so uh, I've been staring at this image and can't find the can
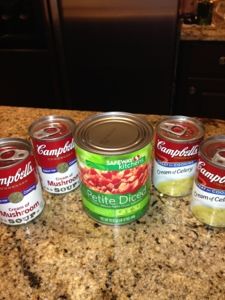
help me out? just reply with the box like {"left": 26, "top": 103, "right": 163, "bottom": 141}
{"left": 29, "top": 115, "right": 80, "bottom": 194}
{"left": 75, "top": 112, "right": 153, "bottom": 225}
{"left": 153, "top": 116, "right": 204, "bottom": 197}
{"left": 191, "top": 135, "right": 225, "bottom": 227}
{"left": 0, "top": 138, "right": 44, "bottom": 225}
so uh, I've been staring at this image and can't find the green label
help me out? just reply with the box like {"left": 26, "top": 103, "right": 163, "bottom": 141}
{"left": 76, "top": 144, "right": 152, "bottom": 171}
{"left": 80, "top": 183, "right": 150, "bottom": 225}
{"left": 82, "top": 188, "right": 150, "bottom": 225}
{"left": 86, "top": 156, "right": 146, "bottom": 171}
{"left": 81, "top": 183, "right": 149, "bottom": 208}
{"left": 76, "top": 144, "right": 152, "bottom": 225}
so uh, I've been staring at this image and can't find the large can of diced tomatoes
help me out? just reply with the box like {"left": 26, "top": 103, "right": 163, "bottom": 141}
{"left": 0, "top": 138, "right": 44, "bottom": 225}
{"left": 153, "top": 116, "right": 204, "bottom": 197}
{"left": 29, "top": 115, "right": 80, "bottom": 194}
{"left": 75, "top": 112, "right": 153, "bottom": 225}
{"left": 191, "top": 135, "right": 225, "bottom": 227}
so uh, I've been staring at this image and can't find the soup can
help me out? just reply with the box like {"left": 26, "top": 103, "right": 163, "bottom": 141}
{"left": 0, "top": 138, "right": 44, "bottom": 225}
{"left": 75, "top": 112, "right": 153, "bottom": 225}
{"left": 29, "top": 116, "right": 80, "bottom": 194}
{"left": 191, "top": 135, "right": 225, "bottom": 227}
{"left": 153, "top": 116, "right": 204, "bottom": 197}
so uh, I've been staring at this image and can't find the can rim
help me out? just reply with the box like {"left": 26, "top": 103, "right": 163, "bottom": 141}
{"left": 0, "top": 138, "right": 31, "bottom": 170}
{"left": 28, "top": 115, "right": 76, "bottom": 141}
{"left": 200, "top": 135, "right": 225, "bottom": 169}
{"left": 155, "top": 115, "right": 205, "bottom": 142}
{"left": 75, "top": 111, "right": 153, "bottom": 155}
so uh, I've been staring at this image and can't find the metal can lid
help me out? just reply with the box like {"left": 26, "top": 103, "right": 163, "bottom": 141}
{"left": 156, "top": 115, "right": 204, "bottom": 143}
{"left": 0, "top": 138, "right": 30, "bottom": 169}
{"left": 75, "top": 112, "right": 153, "bottom": 155}
{"left": 29, "top": 115, "right": 76, "bottom": 141}
{"left": 200, "top": 135, "right": 225, "bottom": 169}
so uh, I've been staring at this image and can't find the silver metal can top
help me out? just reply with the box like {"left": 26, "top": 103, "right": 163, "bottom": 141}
{"left": 200, "top": 135, "right": 225, "bottom": 169}
{"left": 75, "top": 112, "right": 153, "bottom": 155}
{"left": 29, "top": 115, "right": 76, "bottom": 141}
{"left": 156, "top": 115, "right": 204, "bottom": 143}
{"left": 0, "top": 138, "right": 30, "bottom": 169}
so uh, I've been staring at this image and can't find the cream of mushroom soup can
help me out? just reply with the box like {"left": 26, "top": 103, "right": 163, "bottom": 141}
{"left": 191, "top": 135, "right": 225, "bottom": 227}
{"left": 75, "top": 112, "right": 153, "bottom": 225}
{"left": 153, "top": 116, "right": 204, "bottom": 197}
{"left": 29, "top": 116, "right": 80, "bottom": 194}
{"left": 0, "top": 138, "right": 44, "bottom": 225}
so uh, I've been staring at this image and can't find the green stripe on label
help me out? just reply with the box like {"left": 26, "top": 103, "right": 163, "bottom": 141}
{"left": 81, "top": 183, "right": 150, "bottom": 209}
{"left": 76, "top": 144, "right": 152, "bottom": 171}
{"left": 85, "top": 204, "right": 149, "bottom": 225}
{"left": 86, "top": 156, "right": 146, "bottom": 171}
{"left": 82, "top": 194, "right": 149, "bottom": 219}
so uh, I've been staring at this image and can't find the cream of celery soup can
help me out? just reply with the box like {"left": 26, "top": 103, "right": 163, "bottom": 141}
{"left": 191, "top": 135, "right": 225, "bottom": 227}
{"left": 75, "top": 112, "right": 153, "bottom": 225}
{"left": 29, "top": 116, "right": 80, "bottom": 194}
{"left": 153, "top": 116, "right": 204, "bottom": 197}
{"left": 0, "top": 138, "right": 44, "bottom": 225}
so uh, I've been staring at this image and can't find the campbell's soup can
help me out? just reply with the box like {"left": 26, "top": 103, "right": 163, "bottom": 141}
{"left": 0, "top": 138, "right": 44, "bottom": 225}
{"left": 153, "top": 116, "right": 204, "bottom": 197}
{"left": 75, "top": 112, "right": 153, "bottom": 225}
{"left": 29, "top": 116, "right": 80, "bottom": 194}
{"left": 191, "top": 135, "right": 225, "bottom": 227}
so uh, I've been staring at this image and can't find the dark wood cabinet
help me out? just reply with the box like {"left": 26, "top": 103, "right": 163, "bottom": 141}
{"left": 175, "top": 40, "right": 225, "bottom": 119}
{"left": 0, "top": 0, "right": 62, "bottom": 108}
{"left": 0, "top": 49, "right": 62, "bottom": 108}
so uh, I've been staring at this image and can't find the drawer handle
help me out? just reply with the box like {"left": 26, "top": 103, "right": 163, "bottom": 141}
{"left": 188, "top": 85, "right": 197, "bottom": 95}
{"left": 219, "top": 56, "right": 225, "bottom": 65}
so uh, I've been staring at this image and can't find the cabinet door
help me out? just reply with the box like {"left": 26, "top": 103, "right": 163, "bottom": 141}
{"left": 186, "top": 42, "right": 225, "bottom": 78}
{"left": 175, "top": 41, "right": 225, "bottom": 119}
{"left": 176, "top": 77, "right": 225, "bottom": 119}
{"left": 0, "top": 50, "right": 62, "bottom": 108}
{"left": 56, "top": 0, "right": 179, "bottom": 114}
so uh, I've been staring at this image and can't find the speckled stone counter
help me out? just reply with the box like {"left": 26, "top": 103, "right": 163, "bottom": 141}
{"left": 0, "top": 106, "right": 225, "bottom": 300}
{"left": 181, "top": 23, "right": 225, "bottom": 41}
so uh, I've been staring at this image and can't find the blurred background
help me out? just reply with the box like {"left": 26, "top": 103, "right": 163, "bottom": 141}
{"left": 0, "top": 0, "right": 224, "bottom": 118}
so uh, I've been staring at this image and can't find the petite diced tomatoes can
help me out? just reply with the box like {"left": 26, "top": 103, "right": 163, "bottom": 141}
{"left": 153, "top": 116, "right": 205, "bottom": 197}
{"left": 75, "top": 112, "right": 153, "bottom": 225}
{"left": 191, "top": 135, "right": 225, "bottom": 227}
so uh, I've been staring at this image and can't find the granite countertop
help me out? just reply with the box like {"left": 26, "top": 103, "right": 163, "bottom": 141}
{"left": 0, "top": 106, "right": 225, "bottom": 300}
{"left": 181, "top": 23, "right": 225, "bottom": 41}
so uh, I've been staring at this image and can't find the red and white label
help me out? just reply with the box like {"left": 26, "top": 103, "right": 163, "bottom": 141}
{"left": 196, "top": 157, "right": 225, "bottom": 190}
{"left": 0, "top": 154, "right": 44, "bottom": 225}
{"left": 32, "top": 137, "right": 75, "bottom": 168}
{"left": 155, "top": 135, "right": 200, "bottom": 163}
{"left": 0, "top": 156, "right": 35, "bottom": 192}
{"left": 31, "top": 136, "right": 80, "bottom": 194}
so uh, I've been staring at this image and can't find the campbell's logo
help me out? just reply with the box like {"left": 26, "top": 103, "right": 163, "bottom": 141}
{"left": 0, "top": 161, "right": 33, "bottom": 187}
{"left": 198, "top": 161, "right": 225, "bottom": 184}
{"left": 157, "top": 140, "right": 199, "bottom": 158}
{"left": 37, "top": 140, "right": 74, "bottom": 157}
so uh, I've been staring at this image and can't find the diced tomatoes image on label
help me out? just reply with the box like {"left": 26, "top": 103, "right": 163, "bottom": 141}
{"left": 79, "top": 164, "right": 149, "bottom": 194}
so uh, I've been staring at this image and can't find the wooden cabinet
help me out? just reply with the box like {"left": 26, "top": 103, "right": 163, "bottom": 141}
{"left": 0, "top": 0, "right": 62, "bottom": 108}
{"left": 0, "top": 49, "right": 62, "bottom": 108}
{"left": 174, "top": 40, "right": 225, "bottom": 119}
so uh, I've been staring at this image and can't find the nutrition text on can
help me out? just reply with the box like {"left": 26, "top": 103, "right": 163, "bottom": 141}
{"left": 75, "top": 112, "right": 153, "bottom": 225}
{"left": 29, "top": 115, "right": 80, "bottom": 194}
{"left": 191, "top": 135, "right": 225, "bottom": 227}
{"left": 0, "top": 138, "right": 44, "bottom": 225}
{"left": 153, "top": 116, "right": 204, "bottom": 197}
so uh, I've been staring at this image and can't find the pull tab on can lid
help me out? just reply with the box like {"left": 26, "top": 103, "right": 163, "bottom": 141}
{"left": 156, "top": 116, "right": 204, "bottom": 142}
{"left": 33, "top": 126, "right": 61, "bottom": 139}
{"left": 0, "top": 149, "right": 28, "bottom": 162}
{"left": 212, "top": 148, "right": 225, "bottom": 167}
{"left": 160, "top": 122, "right": 187, "bottom": 137}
